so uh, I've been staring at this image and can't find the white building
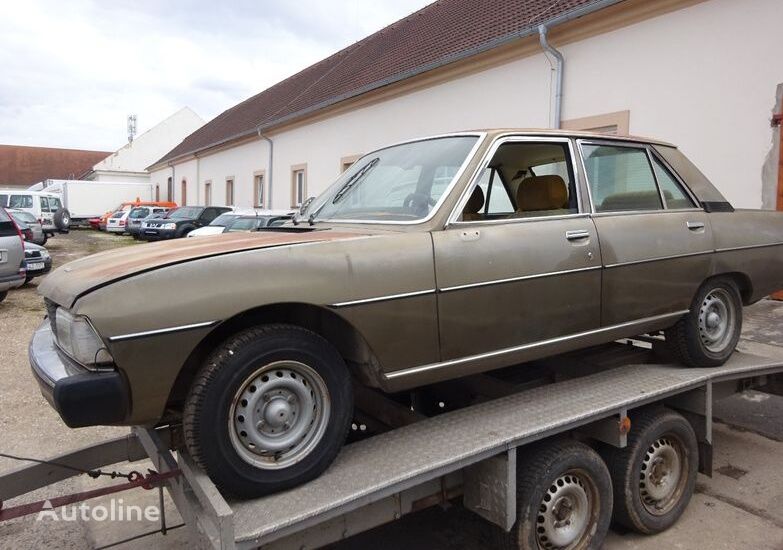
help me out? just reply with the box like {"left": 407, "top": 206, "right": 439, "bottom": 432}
{"left": 86, "top": 107, "right": 204, "bottom": 185}
{"left": 148, "top": 0, "right": 783, "bottom": 211}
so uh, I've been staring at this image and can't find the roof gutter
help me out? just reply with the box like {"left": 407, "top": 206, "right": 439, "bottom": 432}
{"left": 538, "top": 24, "right": 564, "bottom": 129}
{"left": 257, "top": 130, "right": 274, "bottom": 207}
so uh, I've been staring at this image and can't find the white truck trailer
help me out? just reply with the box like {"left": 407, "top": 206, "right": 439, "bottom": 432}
{"left": 32, "top": 180, "right": 154, "bottom": 223}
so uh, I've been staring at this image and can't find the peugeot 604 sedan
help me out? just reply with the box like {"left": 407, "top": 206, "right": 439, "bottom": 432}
{"left": 29, "top": 129, "right": 783, "bottom": 497}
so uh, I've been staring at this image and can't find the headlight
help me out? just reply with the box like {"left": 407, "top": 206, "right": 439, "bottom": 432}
{"left": 54, "top": 308, "right": 113, "bottom": 367}
{"left": 163, "top": 223, "right": 176, "bottom": 229}
{"left": 40, "top": 250, "right": 50, "bottom": 260}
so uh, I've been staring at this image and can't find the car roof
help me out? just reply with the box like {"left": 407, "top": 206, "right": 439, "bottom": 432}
{"left": 395, "top": 129, "right": 675, "bottom": 148}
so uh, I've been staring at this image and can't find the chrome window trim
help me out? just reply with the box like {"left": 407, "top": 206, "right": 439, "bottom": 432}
{"left": 383, "top": 310, "right": 690, "bottom": 381}
{"left": 314, "top": 132, "right": 487, "bottom": 226}
{"left": 647, "top": 147, "right": 701, "bottom": 209}
{"left": 108, "top": 320, "right": 220, "bottom": 342}
{"left": 330, "top": 289, "right": 436, "bottom": 308}
{"left": 445, "top": 136, "right": 583, "bottom": 228}
{"left": 439, "top": 265, "right": 601, "bottom": 293}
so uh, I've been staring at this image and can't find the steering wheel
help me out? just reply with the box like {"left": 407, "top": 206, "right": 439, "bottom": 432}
{"left": 403, "top": 193, "right": 436, "bottom": 216}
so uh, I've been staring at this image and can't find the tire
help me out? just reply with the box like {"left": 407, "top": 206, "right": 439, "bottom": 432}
{"left": 495, "top": 439, "right": 612, "bottom": 550}
{"left": 0, "top": 291, "right": 6, "bottom": 303}
{"left": 183, "top": 324, "right": 353, "bottom": 498}
{"left": 665, "top": 277, "right": 742, "bottom": 367}
{"left": 53, "top": 208, "right": 71, "bottom": 233}
{"left": 601, "top": 408, "right": 698, "bottom": 535}
{"left": 177, "top": 226, "right": 193, "bottom": 238}
{"left": 24, "top": 277, "right": 32, "bottom": 285}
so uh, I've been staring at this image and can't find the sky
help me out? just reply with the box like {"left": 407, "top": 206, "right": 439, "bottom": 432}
{"left": 0, "top": 0, "right": 432, "bottom": 152}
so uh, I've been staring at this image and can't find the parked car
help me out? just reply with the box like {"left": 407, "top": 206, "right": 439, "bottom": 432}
{"left": 0, "top": 207, "right": 26, "bottom": 303}
{"left": 91, "top": 200, "right": 177, "bottom": 231}
{"left": 8, "top": 209, "right": 47, "bottom": 245}
{"left": 23, "top": 242, "right": 52, "bottom": 283}
{"left": 127, "top": 207, "right": 171, "bottom": 239}
{"left": 0, "top": 189, "right": 69, "bottom": 235}
{"left": 29, "top": 130, "right": 783, "bottom": 498}
{"left": 139, "top": 206, "right": 231, "bottom": 240}
{"left": 226, "top": 214, "right": 292, "bottom": 232}
{"left": 187, "top": 209, "right": 293, "bottom": 237}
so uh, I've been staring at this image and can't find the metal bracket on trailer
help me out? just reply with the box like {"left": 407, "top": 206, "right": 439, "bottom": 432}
{"left": 463, "top": 448, "right": 516, "bottom": 531}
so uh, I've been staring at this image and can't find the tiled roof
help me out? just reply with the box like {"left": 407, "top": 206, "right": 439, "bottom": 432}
{"left": 0, "top": 145, "right": 111, "bottom": 187}
{"left": 155, "top": 0, "right": 616, "bottom": 166}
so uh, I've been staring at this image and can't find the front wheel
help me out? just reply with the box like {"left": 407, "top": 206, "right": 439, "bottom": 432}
{"left": 664, "top": 277, "right": 742, "bottom": 367}
{"left": 183, "top": 324, "right": 353, "bottom": 498}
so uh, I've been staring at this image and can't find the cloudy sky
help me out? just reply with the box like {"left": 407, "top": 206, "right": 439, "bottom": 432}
{"left": 0, "top": 0, "right": 431, "bottom": 152}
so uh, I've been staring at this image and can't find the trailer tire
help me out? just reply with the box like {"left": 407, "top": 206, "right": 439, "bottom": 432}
{"left": 495, "top": 439, "right": 612, "bottom": 550}
{"left": 183, "top": 324, "right": 353, "bottom": 498}
{"left": 53, "top": 208, "right": 70, "bottom": 233}
{"left": 665, "top": 277, "right": 742, "bottom": 367}
{"left": 601, "top": 408, "right": 698, "bottom": 535}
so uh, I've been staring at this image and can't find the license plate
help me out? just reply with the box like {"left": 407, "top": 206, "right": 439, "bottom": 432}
{"left": 144, "top": 230, "right": 157, "bottom": 235}
{"left": 28, "top": 262, "right": 45, "bottom": 270}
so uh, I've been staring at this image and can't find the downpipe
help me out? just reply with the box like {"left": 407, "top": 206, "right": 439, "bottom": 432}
{"left": 538, "top": 24, "right": 564, "bottom": 129}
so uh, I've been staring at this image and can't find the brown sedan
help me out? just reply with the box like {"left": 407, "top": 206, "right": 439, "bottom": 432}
{"left": 29, "top": 129, "right": 783, "bottom": 497}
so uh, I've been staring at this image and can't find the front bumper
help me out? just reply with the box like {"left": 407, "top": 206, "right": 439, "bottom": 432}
{"left": 24, "top": 257, "right": 52, "bottom": 279}
{"left": 140, "top": 227, "right": 177, "bottom": 240}
{"left": 29, "top": 322, "right": 129, "bottom": 428}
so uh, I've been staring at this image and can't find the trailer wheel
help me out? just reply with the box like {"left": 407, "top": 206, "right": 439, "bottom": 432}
{"left": 602, "top": 408, "right": 697, "bottom": 535}
{"left": 496, "top": 439, "right": 612, "bottom": 550}
{"left": 665, "top": 277, "right": 742, "bottom": 367}
{"left": 183, "top": 324, "right": 353, "bottom": 498}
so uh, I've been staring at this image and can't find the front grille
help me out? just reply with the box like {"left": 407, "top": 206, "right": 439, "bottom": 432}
{"left": 26, "top": 251, "right": 42, "bottom": 259}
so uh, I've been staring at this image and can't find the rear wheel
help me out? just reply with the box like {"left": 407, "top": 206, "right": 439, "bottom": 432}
{"left": 665, "top": 277, "right": 742, "bottom": 367}
{"left": 601, "top": 408, "right": 698, "bottom": 534}
{"left": 183, "top": 324, "right": 353, "bottom": 498}
{"left": 53, "top": 208, "right": 71, "bottom": 233}
{"left": 495, "top": 439, "right": 612, "bottom": 550}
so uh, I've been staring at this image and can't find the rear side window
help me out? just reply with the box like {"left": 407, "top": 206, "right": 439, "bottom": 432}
{"left": 651, "top": 157, "right": 696, "bottom": 209}
{"left": 9, "top": 195, "right": 33, "bottom": 209}
{"left": 0, "top": 208, "right": 16, "bottom": 237}
{"left": 49, "top": 197, "right": 63, "bottom": 211}
{"left": 581, "top": 145, "right": 662, "bottom": 212}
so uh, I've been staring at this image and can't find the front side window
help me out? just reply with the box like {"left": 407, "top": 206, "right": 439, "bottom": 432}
{"left": 9, "top": 195, "right": 33, "bottom": 209}
{"left": 582, "top": 145, "right": 662, "bottom": 213}
{"left": 460, "top": 141, "right": 578, "bottom": 221}
{"left": 306, "top": 136, "right": 478, "bottom": 222}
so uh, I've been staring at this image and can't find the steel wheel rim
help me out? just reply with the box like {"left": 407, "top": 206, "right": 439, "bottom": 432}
{"left": 228, "top": 360, "right": 331, "bottom": 470}
{"left": 536, "top": 470, "right": 598, "bottom": 550}
{"left": 698, "top": 288, "right": 735, "bottom": 353}
{"left": 639, "top": 435, "right": 687, "bottom": 516}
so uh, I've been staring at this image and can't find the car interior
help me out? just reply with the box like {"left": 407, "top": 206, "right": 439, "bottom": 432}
{"left": 461, "top": 142, "right": 579, "bottom": 221}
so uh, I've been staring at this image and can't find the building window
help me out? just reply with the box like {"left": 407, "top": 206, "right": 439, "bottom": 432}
{"left": 204, "top": 181, "right": 212, "bottom": 206}
{"left": 254, "top": 173, "right": 265, "bottom": 208}
{"left": 226, "top": 178, "right": 234, "bottom": 205}
{"left": 340, "top": 154, "right": 362, "bottom": 172}
{"left": 181, "top": 179, "right": 187, "bottom": 206}
{"left": 291, "top": 165, "right": 307, "bottom": 208}
{"left": 155, "top": 184, "right": 160, "bottom": 202}
{"left": 562, "top": 110, "right": 630, "bottom": 136}
{"left": 167, "top": 176, "right": 173, "bottom": 202}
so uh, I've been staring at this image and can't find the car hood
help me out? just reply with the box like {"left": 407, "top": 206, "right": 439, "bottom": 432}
{"left": 41, "top": 228, "right": 374, "bottom": 307}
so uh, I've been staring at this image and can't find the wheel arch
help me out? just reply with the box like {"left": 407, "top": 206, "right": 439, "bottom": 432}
{"left": 165, "top": 302, "right": 382, "bottom": 414}
{"left": 710, "top": 271, "right": 753, "bottom": 305}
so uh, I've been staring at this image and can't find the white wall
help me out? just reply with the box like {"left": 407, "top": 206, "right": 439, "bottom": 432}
{"left": 163, "top": 0, "right": 783, "bottom": 210}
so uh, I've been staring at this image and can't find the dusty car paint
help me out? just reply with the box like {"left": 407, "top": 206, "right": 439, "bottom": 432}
{"left": 34, "top": 129, "right": 783, "bottom": 425}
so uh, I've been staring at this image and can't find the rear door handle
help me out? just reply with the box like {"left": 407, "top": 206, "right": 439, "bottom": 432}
{"left": 686, "top": 221, "right": 705, "bottom": 231}
{"left": 565, "top": 230, "right": 591, "bottom": 241}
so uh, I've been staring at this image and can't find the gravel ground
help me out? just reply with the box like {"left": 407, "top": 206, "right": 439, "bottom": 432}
{"left": 1, "top": 232, "right": 782, "bottom": 549}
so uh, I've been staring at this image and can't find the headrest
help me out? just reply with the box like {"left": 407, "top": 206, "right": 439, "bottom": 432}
{"left": 464, "top": 185, "right": 485, "bottom": 215}
{"left": 516, "top": 175, "right": 568, "bottom": 211}
{"left": 599, "top": 191, "right": 662, "bottom": 212}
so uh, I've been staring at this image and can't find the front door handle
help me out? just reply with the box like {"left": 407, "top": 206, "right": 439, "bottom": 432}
{"left": 565, "top": 229, "right": 591, "bottom": 241}
{"left": 686, "top": 221, "right": 705, "bottom": 231}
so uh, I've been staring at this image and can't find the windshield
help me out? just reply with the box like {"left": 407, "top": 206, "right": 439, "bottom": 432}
{"left": 12, "top": 211, "right": 37, "bottom": 223}
{"left": 227, "top": 217, "right": 259, "bottom": 231}
{"left": 304, "top": 136, "right": 478, "bottom": 222}
{"left": 167, "top": 207, "right": 203, "bottom": 219}
{"left": 209, "top": 213, "right": 240, "bottom": 227}
{"left": 129, "top": 208, "right": 150, "bottom": 219}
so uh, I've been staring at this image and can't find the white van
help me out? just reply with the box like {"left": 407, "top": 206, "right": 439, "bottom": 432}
{"left": 0, "top": 190, "right": 68, "bottom": 235}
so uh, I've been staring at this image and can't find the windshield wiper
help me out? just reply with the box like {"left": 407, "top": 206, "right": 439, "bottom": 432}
{"left": 332, "top": 158, "right": 379, "bottom": 205}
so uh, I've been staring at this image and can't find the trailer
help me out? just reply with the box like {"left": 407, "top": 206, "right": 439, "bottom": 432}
{"left": 32, "top": 179, "right": 154, "bottom": 222}
{"left": 2, "top": 339, "right": 783, "bottom": 549}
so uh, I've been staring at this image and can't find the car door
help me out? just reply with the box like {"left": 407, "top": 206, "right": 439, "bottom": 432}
{"left": 578, "top": 140, "right": 714, "bottom": 327}
{"left": 431, "top": 137, "right": 602, "bottom": 376}
{"left": 198, "top": 207, "right": 221, "bottom": 226}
